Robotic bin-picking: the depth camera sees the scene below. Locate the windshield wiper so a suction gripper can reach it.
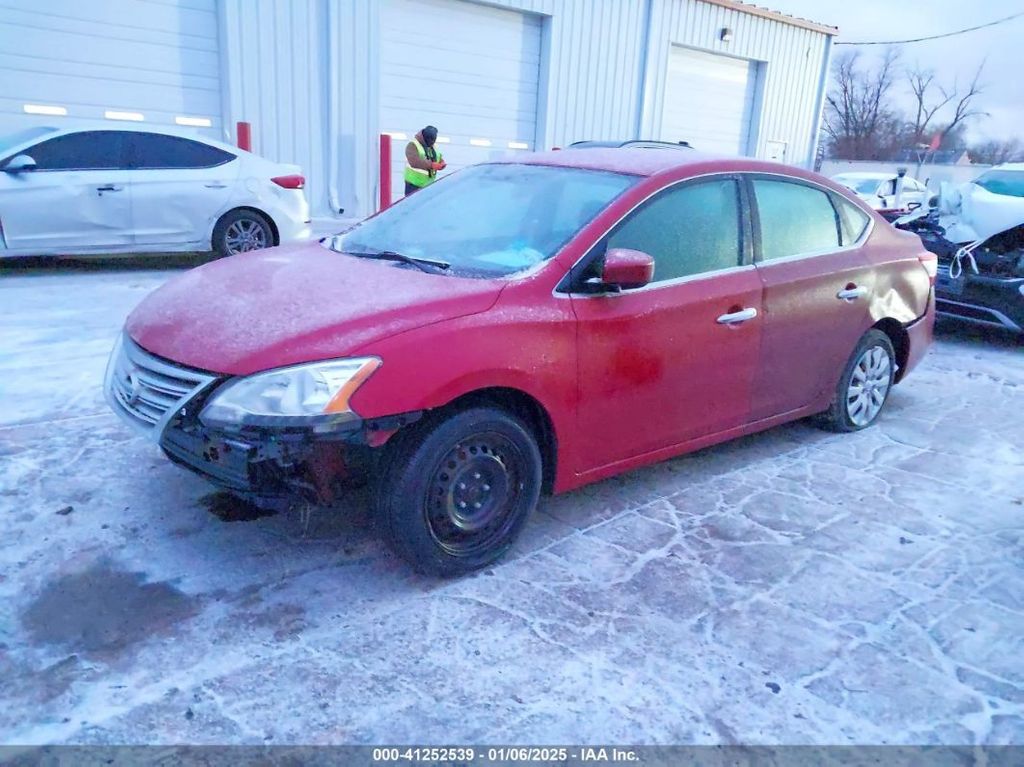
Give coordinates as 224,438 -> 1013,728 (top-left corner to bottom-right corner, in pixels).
343,248 -> 450,273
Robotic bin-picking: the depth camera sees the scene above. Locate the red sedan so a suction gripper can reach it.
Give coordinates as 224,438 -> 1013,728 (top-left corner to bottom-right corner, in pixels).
106,148 -> 936,575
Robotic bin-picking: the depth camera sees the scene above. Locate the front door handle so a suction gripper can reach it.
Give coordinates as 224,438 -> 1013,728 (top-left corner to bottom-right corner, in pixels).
837,285 -> 868,301
96,185 -> 123,193
204,182 -> 227,189
716,307 -> 758,325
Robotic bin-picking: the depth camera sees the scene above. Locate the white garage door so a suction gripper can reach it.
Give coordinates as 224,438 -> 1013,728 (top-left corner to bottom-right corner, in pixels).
660,46 -> 759,156
381,0 -> 542,203
0,0 -> 222,137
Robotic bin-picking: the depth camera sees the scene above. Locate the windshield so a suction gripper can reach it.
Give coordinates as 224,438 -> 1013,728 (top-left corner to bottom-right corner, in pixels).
973,170 -> 1024,198
327,163 -> 636,277
0,127 -> 57,159
835,176 -> 884,195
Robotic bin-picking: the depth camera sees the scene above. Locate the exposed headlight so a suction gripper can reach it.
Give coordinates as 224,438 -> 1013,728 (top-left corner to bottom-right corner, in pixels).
199,357 -> 381,429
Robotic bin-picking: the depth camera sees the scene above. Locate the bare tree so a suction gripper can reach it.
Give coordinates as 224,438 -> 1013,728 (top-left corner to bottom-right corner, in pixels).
940,62 -> 987,144
969,137 -> 1024,165
824,48 -> 904,160
907,66 -> 955,145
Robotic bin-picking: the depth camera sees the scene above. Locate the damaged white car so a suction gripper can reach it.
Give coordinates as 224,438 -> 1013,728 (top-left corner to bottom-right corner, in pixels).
897,163 -> 1024,334
0,124 -> 311,259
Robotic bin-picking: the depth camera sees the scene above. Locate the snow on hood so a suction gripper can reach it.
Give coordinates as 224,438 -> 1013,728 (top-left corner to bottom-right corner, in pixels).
126,243 -> 504,375
935,181 -> 1024,244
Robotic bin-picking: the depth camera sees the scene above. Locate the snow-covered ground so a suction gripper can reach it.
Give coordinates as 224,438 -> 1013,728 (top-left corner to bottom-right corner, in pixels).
1,258 -> 1022,745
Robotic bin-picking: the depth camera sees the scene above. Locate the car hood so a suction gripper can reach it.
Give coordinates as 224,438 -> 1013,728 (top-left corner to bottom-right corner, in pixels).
126,244 -> 504,375
934,182 -> 1024,244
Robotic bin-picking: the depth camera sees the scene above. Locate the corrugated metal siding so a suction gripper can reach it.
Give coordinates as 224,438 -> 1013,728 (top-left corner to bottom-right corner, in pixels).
641,0 -> 828,166
219,0 -> 330,214
486,0 -> 648,148
331,0 -> 379,218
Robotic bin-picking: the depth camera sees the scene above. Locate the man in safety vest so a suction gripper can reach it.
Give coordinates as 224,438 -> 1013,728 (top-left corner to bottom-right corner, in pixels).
404,125 -> 446,195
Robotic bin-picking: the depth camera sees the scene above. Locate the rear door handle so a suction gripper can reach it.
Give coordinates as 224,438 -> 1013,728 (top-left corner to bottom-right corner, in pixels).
204,182 -> 227,189
96,185 -> 123,192
837,285 -> 868,301
716,307 -> 758,325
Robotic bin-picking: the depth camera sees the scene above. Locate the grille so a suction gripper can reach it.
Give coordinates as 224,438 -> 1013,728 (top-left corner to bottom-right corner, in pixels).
105,335 -> 216,434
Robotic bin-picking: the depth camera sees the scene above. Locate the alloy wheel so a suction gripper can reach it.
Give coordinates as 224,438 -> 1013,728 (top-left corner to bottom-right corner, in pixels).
224,219 -> 268,254
846,345 -> 892,427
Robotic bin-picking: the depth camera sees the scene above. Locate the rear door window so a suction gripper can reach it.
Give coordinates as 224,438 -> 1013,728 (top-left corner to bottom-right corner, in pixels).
25,131 -> 128,171
752,179 -> 841,261
832,194 -> 871,245
605,178 -> 743,282
129,133 -> 234,169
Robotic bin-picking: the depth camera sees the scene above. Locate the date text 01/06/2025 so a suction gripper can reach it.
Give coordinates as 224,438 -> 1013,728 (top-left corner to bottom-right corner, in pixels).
371,747 -> 641,763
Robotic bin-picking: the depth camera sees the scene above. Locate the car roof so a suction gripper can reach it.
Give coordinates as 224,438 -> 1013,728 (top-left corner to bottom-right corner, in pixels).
568,140 -> 692,150
833,172 -> 895,180
491,147 -> 824,181
989,163 -> 1024,172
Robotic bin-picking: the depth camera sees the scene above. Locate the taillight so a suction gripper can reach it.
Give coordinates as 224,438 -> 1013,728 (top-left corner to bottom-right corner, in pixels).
918,252 -> 938,286
271,174 -> 305,189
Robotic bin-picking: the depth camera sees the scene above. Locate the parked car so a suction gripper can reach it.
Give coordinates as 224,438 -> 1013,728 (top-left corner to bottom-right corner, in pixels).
895,163 -> 1024,333
0,124 -> 311,258
832,171 -> 930,215
106,149 -> 936,575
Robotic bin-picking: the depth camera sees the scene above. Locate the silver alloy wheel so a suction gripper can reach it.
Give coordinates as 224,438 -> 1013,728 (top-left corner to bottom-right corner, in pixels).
224,218 -> 267,254
846,345 -> 892,427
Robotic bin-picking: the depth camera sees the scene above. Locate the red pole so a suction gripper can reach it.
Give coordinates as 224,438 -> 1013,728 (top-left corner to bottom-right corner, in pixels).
379,133 -> 392,211
236,121 -> 252,152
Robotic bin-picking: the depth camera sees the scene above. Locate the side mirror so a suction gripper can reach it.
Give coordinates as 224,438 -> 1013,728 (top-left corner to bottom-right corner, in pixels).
591,248 -> 655,291
3,154 -> 37,173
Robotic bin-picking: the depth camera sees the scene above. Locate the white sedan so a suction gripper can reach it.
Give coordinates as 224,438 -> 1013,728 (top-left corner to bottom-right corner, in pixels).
832,171 -> 931,213
0,124 -> 311,258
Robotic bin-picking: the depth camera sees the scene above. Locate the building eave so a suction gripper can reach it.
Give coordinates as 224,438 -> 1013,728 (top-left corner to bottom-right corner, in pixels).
698,0 -> 839,36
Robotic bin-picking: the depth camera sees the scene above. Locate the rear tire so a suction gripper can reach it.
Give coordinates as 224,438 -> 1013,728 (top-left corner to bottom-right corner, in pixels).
375,407 -> 543,576
817,329 -> 896,433
212,209 -> 273,257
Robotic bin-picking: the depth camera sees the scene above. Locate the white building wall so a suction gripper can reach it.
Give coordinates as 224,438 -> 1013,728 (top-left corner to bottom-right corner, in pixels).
640,0 -> 831,168
218,0 -> 332,216
492,0 -> 649,149
206,0 -> 835,220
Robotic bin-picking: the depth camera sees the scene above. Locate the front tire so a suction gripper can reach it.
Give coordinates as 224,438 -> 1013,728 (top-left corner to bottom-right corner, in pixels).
375,407 -> 543,576
212,209 -> 273,257
817,329 -> 896,432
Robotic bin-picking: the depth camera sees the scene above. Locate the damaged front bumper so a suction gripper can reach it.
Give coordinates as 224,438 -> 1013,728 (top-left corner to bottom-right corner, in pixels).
158,403 -> 420,506
105,335 -> 420,505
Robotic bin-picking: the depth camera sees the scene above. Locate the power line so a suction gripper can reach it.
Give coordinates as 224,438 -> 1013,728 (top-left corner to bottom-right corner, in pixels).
835,10 -> 1024,45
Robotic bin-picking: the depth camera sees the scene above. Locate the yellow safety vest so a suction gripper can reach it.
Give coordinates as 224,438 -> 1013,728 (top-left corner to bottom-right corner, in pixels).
404,138 -> 444,188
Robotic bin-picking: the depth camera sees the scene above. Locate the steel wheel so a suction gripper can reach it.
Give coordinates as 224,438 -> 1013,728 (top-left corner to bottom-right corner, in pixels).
846,345 -> 892,427
376,406 -> 543,576
224,218 -> 268,254
425,432 -> 526,559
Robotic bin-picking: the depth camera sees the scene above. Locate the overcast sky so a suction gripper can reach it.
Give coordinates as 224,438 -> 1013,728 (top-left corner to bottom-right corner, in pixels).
763,0 -> 1024,143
